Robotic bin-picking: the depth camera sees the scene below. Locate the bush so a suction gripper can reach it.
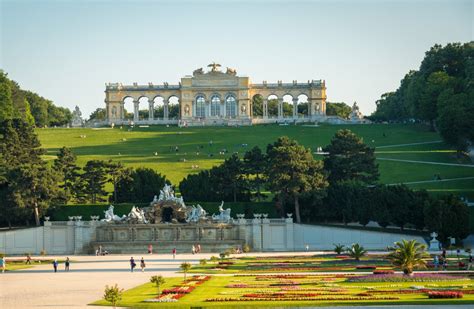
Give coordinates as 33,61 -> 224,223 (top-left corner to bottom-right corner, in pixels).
103,284 -> 123,308
150,275 -> 165,295
199,259 -> 207,266
40,249 -> 47,256
346,243 -> 367,261
210,256 -> 219,263
243,244 -> 251,253
333,243 -> 346,254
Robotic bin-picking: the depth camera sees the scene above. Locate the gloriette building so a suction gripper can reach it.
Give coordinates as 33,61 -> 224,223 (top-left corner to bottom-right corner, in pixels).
104,63 -> 327,126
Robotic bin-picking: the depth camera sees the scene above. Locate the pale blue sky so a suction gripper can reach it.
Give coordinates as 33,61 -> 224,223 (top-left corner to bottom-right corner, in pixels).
1,0 -> 472,117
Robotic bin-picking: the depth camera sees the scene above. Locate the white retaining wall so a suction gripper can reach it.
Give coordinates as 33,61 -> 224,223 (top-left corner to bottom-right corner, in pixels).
0,219 -> 429,255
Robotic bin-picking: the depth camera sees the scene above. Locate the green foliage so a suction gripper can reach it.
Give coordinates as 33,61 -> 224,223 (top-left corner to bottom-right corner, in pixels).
326,102 -> 352,119
371,42 -> 473,149
333,243 -> 346,254
88,108 -> 107,121
252,95 -> 263,117
243,244 -> 251,253
423,194 -> 470,245
209,256 -> 219,263
346,243 -> 367,261
0,119 -> 59,226
323,129 -> 379,185
103,284 -> 123,308
0,71 -> 14,122
243,146 -> 266,201
266,136 -> 327,223
386,239 -> 429,275
78,160 -> 108,203
199,259 -> 207,266
180,262 -> 191,280
149,275 -> 165,295
54,147 -> 81,203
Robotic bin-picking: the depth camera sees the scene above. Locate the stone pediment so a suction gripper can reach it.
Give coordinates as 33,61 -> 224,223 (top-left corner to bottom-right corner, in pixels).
191,63 -> 239,87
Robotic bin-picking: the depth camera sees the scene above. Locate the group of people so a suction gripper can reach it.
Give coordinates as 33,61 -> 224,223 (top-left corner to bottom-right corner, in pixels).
129,257 -> 146,272
52,257 -> 70,272
433,249 -> 473,270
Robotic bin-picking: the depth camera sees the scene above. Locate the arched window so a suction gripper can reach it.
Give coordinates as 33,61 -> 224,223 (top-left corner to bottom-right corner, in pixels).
225,95 -> 237,118
210,95 -> 221,117
111,106 -> 117,118
195,95 -> 206,118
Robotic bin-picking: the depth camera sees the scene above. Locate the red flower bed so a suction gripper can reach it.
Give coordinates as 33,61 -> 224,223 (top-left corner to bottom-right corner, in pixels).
356,265 -> 377,270
335,255 -> 350,259
162,286 -> 195,294
428,291 -> 463,299
218,261 -> 234,265
206,296 -> 399,302
373,270 -> 395,274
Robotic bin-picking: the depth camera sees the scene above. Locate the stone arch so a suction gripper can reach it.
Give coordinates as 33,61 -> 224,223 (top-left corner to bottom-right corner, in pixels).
167,95 -> 180,119
137,97 -> 150,121
251,94 -> 264,117
282,94 -> 294,118
123,96 -> 135,120
153,96 -> 165,119
297,94 -> 309,117
267,94 -> 279,118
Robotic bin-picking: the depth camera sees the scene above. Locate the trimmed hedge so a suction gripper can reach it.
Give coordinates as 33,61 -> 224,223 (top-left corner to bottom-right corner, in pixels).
47,201 -> 278,221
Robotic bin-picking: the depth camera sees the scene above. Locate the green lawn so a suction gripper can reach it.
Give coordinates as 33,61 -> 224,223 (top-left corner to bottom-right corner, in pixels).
36,124 -> 474,196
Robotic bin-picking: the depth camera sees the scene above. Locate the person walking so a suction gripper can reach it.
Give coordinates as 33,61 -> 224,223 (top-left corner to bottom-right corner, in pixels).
467,254 -> 473,270
191,245 -> 196,255
130,257 -> 136,272
26,254 -> 32,265
148,244 -> 153,254
197,244 -> 201,254
1,256 -> 5,273
53,260 -> 58,273
172,248 -> 176,259
65,257 -> 70,272
433,255 -> 439,270
140,257 -> 146,272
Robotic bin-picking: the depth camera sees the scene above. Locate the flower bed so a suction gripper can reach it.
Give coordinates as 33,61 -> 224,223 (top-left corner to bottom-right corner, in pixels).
373,270 -> 395,274
356,265 -> 377,270
428,291 -> 463,299
206,296 -> 400,302
349,273 -> 469,283
218,261 -> 234,265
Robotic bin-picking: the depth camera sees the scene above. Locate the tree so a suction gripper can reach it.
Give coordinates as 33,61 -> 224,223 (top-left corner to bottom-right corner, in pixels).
88,108 -> 107,121
252,95 -> 263,117
80,160 -> 108,203
212,154 -> 247,202
266,136 -> 327,223
386,239 -> 429,275
115,167 -> 167,203
180,262 -> 191,280
333,243 -> 346,254
103,284 -> 123,309
0,71 -> 14,122
346,243 -> 367,261
419,71 -> 454,130
150,275 -> 165,295
323,129 -> 379,185
243,146 -> 266,201
0,119 -> 59,226
106,161 -> 127,203
326,102 -> 352,119
54,147 -> 80,203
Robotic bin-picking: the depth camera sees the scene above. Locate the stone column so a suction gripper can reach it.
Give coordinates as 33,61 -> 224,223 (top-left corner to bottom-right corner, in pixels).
133,100 -> 139,122
285,216 -> 295,251
120,102 -> 125,120
278,98 -> 283,119
263,99 -> 268,119
222,101 -> 226,118
148,100 -> 154,121
74,220 -> 84,255
164,101 -> 169,120
293,98 -> 298,119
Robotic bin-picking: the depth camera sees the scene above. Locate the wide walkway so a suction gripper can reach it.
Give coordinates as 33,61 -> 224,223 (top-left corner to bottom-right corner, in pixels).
0,252 -> 312,308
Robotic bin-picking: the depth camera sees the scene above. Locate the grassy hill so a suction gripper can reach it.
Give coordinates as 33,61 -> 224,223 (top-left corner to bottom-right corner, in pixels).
36,123 -> 474,199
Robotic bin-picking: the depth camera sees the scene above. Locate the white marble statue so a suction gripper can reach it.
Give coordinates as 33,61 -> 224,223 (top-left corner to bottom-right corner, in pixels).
71,105 -> 83,127
186,204 -> 207,223
212,201 -> 232,223
101,205 -> 126,222
154,184 -> 186,207
127,206 -> 148,224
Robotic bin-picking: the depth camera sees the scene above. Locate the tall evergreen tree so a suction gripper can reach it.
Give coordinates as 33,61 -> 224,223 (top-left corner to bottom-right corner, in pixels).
243,146 -> 266,201
0,71 -> 14,122
266,136 -> 327,223
54,147 -> 81,203
80,160 -> 108,203
323,129 -> 379,185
